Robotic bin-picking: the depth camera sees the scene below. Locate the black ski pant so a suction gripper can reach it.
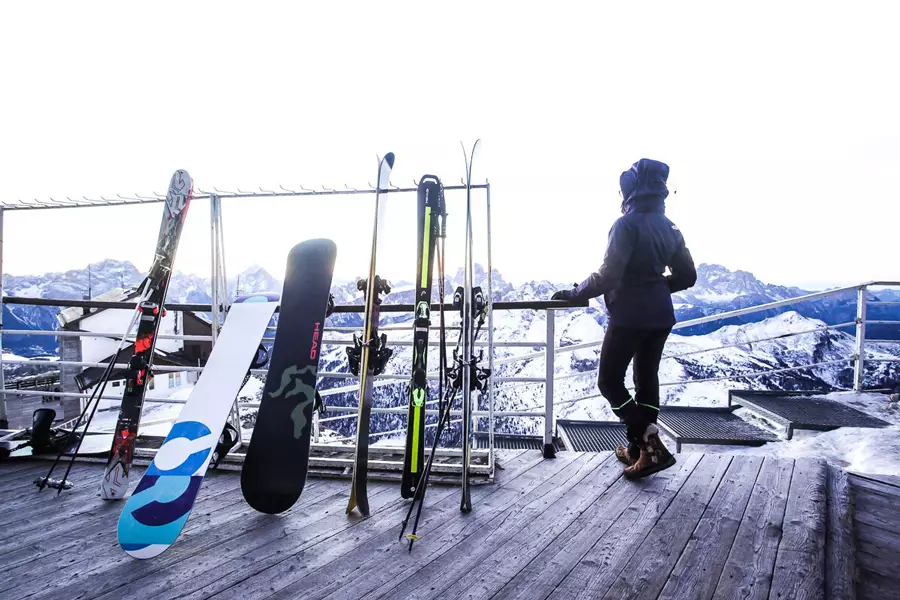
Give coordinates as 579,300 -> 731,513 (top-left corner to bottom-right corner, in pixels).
597,324 -> 672,445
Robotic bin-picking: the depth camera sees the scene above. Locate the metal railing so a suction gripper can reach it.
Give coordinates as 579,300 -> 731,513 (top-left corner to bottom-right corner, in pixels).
1,282 -> 898,455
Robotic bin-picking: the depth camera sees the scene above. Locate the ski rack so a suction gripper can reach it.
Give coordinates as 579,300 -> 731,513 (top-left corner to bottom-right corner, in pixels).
0,177 -> 497,482
131,435 -> 492,484
13,434 -> 494,485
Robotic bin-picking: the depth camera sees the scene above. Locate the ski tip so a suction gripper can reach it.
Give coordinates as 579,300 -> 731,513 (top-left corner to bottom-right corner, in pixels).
171,169 -> 193,189
418,174 -> 442,187
383,152 -> 395,169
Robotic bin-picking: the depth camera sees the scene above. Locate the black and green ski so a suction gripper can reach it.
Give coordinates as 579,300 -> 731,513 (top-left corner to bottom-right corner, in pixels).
401,175 -> 446,499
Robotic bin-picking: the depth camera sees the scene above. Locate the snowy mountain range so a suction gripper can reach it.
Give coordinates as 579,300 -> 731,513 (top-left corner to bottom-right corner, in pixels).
4,259 -> 898,442
3,259 -> 898,357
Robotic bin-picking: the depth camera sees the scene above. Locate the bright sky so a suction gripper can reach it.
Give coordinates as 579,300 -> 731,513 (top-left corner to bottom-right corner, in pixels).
1,1 -> 898,291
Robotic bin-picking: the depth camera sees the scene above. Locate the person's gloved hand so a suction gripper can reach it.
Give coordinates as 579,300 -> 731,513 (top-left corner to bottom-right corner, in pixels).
550,285 -> 577,301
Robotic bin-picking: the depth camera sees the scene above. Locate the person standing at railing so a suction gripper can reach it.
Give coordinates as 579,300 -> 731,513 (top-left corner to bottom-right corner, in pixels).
550,157 -> 697,479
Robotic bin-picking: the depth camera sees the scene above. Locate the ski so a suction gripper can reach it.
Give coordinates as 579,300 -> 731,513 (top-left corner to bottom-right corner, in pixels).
346,152 -> 395,517
241,239 -> 337,514
459,139 -> 481,512
398,206 -> 451,548
117,295 -> 277,558
401,175 -> 446,499
100,169 -> 193,500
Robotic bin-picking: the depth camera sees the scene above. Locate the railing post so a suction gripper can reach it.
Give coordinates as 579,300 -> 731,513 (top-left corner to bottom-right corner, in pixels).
853,285 -> 867,392
209,194 -> 221,348
0,207 -> 7,429
543,308 -> 556,458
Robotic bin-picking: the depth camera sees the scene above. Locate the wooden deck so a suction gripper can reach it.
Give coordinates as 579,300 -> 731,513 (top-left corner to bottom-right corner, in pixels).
0,450 -> 856,600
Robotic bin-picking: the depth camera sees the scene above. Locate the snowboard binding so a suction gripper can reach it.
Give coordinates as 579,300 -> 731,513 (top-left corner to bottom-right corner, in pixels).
448,349 -> 491,392
346,332 -> 394,377
210,422 -> 241,469
452,286 -> 487,322
346,275 -> 394,377
358,274 -> 392,297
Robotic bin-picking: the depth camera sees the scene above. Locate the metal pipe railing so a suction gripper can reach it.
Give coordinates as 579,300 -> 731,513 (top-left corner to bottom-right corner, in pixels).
1,281 -> 898,447
855,286 -> 868,391
1,328 -> 542,348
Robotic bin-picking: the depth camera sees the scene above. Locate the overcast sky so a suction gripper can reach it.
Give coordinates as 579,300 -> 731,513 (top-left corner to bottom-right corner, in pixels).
1,1 -> 897,291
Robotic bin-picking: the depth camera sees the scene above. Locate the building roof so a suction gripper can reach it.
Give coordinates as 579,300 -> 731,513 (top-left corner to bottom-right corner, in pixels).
74,345 -> 199,391
56,286 -> 139,328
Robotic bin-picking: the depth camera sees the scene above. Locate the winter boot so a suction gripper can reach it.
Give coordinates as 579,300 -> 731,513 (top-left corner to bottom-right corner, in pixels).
623,424 -> 676,480
615,442 -> 640,466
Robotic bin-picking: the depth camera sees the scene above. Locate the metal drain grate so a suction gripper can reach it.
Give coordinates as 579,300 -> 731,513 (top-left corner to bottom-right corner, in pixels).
657,406 -> 779,452
474,432 -> 547,451
556,420 -> 629,452
730,390 -> 891,439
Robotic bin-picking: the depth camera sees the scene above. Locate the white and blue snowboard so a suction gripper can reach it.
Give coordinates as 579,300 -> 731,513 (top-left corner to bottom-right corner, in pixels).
116,295 -> 278,559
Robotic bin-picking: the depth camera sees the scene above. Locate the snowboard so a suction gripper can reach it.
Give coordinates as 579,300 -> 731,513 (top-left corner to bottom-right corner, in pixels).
240,239 -> 337,514
101,169 -> 193,500
347,152 -> 395,517
401,175 -> 446,499
116,296 -> 278,558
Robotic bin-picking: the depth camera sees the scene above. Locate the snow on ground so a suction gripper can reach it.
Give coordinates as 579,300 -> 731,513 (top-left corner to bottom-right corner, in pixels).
680,392 -> 900,477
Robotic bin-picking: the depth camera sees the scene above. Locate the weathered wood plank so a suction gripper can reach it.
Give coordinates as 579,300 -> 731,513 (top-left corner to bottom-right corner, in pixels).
0,459 -> 51,475
488,457 -> 700,600
0,464 -> 242,557
3,476 -> 333,600
0,452 -> 860,600
132,450 -> 549,600
426,455 -> 626,600
848,471 -> 900,492
847,473 -> 900,499
769,457 -> 827,600
857,567 -> 900,600
547,454 -> 730,600
0,462 -> 132,517
854,490 -> 900,534
826,465 -> 856,600
29,488 -> 360,600
0,464 -> 132,551
0,462 -> 98,506
209,452 -> 586,600
0,476 -> 330,592
856,522 -> 900,556
22,477 -> 357,600
0,470 -> 245,568
601,454 -> 745,600
654,455 -> 764,600
370,453 -> 619,600
711,457 -> 794,600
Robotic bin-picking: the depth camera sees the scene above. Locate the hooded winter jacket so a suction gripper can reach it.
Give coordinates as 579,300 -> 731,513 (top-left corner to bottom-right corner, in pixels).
569,158 -> 697,330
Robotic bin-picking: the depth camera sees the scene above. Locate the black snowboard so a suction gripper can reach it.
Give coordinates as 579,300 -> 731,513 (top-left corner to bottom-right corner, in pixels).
240,238 -> 337,514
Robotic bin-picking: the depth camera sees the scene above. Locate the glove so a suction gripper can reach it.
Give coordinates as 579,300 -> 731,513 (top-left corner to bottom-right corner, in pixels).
551,285 -> 577,301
